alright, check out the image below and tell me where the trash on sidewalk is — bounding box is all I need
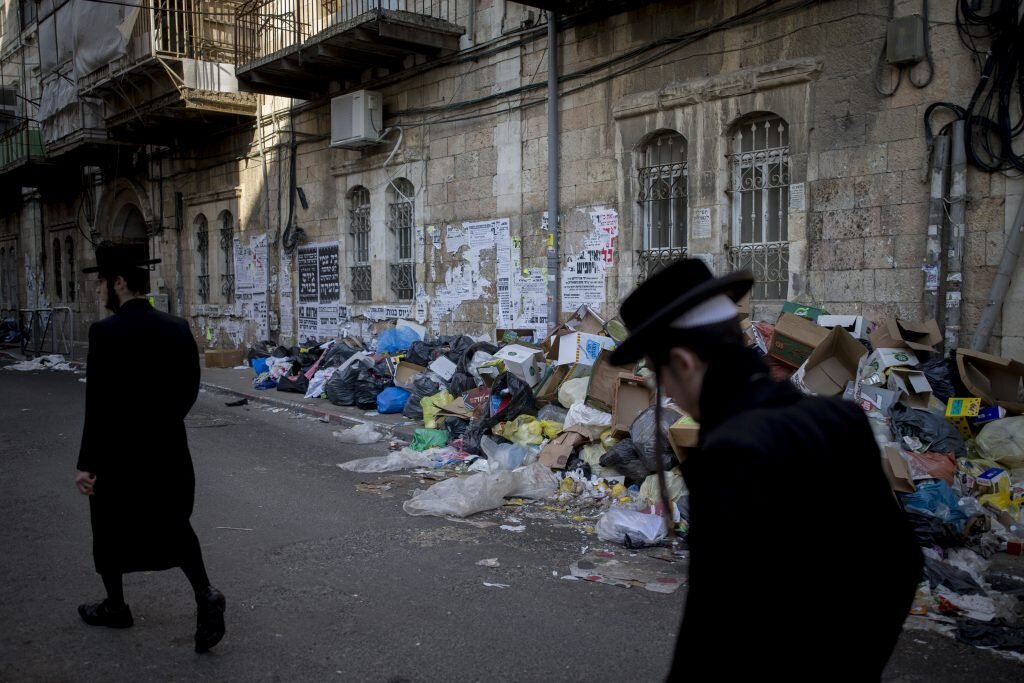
[402,462,558,518]
[3,354,75,372]
[476,558,500,567]
[567,549,686,594]
[333,422,385,444]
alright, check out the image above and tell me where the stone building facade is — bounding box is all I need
[1,0,1022,360]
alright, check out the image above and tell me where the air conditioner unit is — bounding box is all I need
[330,90,382,149]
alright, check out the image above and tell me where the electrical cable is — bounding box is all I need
[873,0,934,97]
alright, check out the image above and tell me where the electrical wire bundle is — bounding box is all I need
[925,0,1024,172]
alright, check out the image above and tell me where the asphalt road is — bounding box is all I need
[0,366,1021,682]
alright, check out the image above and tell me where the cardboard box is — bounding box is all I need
[393,360,428,389]
[428,355,457,381]
[791,326,867,397]
[782,301,828,321]
[437,396,474,420]
[859,385,900,417]
[817,314,867,339]
[668,415,700,462]
[870,318,942,353]
[977,467,1011,495]
[556,332,616,366]
[887,367,933,410]
[945,397,982,439]
[493,344,544,387]
[535,364,569,403]
[204,348,244,368]
[496,328,539,344]
[585,349,636,411]
[769,313,831,368]
[955,348,1024,414]
[538,426,590,469]
[546,306,608,359]
[861,348,919,379]
[611,373,654,436]
[881,446,915,494]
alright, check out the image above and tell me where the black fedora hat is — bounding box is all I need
[82,241,161,274]
[609,259,753,365]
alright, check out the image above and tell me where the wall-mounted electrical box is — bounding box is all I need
[330,90,382,149]
[887,14,927,65]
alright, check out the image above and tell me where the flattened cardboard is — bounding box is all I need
[538,426,591,469]
[792,326,867,397]
[612,373,654,436]
[428,356,457,381]
[882,446,915,493]
[817,314,867,339]
[556,332,616,366]
[585,349,636,411]
[955,348,1024,414]
[493,344,544,387]
[887,367,933,410]
[205,349,244,368]
[861,348,919,378]
[568,304,607,335]
[769,313,831,368]
[782,301,828,321]
[869,318,942,353]
[437,397,474,420]
[535,364,570,403]
[668,416,700,462]
[393,361,428,388]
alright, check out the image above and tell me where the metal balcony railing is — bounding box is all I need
[236,0,457,66]
[0,119,45,172]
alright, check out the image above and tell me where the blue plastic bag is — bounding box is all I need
[377,326,422,354]
[251,356,270,375]
[376,387,411,414]
[899,480,967,533]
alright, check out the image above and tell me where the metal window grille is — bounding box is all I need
[52,238,62,301]
[219,212,235,304]
[388,179,414,300]
[196,215,209,304]
[65,237,75,302]
[730,116,790,299]
[637,131,687,282]
[349,186,371,302]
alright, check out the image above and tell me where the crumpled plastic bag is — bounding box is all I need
[337,448,437,473]
[305,367,335,399]
[558,377,589,409]
[410,428,449,451]
[377,326,421,354]
[492,415,562,445]
[976,416,1024,469]
[402,462,558,517]
[890,402,966,459]
[630,406,679,474]
[900,480,968,532]
[333,422,384,444]
[376,386,411,414]
[564,403,612,432]
[538,404,569,423]
[421,390,454,429]
[640,469,688,506]
[482,436,529,471]
[403,372,444,420]
[599,438,649,482]
[905,451,957,486]
[595,507,667,546]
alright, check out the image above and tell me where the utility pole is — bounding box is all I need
[944,121,966,351]
[924,134,949,323]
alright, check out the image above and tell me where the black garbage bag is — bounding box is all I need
[325,363,362,406]
[272,345,291,358]
[487,372,536,426]
[918,354,963,404]
[403,372,443,421]
[923,556,986,595]
[354,362,394,410]
[462,419,488,456]
[445,335,476,363]
[629,406,678,474]
[903,511,963,548]
[446,417,470,442]
[956,618,1024,653]
[890,402,966,458]
[405,341,439,367]
[599,438,649,482]
[276,373,309,394]
[246,342,273,364]
[320,341,360,369]
[448,371,477,396]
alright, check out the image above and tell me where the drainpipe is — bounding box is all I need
[467,0,476,46]
[944,121,966,351]
[971,191,1024,352]
[923,135,948,324]
[546,11,560,329]
[174,191,185,317]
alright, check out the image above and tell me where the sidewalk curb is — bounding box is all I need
[200,381,419,441]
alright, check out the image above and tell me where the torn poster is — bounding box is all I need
[250,234,268,293]
[562,209,617,311]
[254,292,268,339]
[298,304,318,340]
[295,242,342,339]
[318,303,340,338]
[233,238,252,295]
[362,305,413,321]
[446,225,468,254]
[279,291,294,339]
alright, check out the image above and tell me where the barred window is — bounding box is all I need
[52,238,62,300]
[387,178,414,301]
[729,115,790,300]
[349,186,371,302]
[65,236,75,302]
[218,210,235,304]
[637,131,687,282]
[195,214,209,304]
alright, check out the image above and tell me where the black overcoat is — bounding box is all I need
[77,298,201,574]
[669,351,922,680]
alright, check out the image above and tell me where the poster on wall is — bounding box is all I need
[294,242,342,340]
[297,245,319,304]
[298,304,318,340]
[562,209,617,312]
[280,291,294,339]
[318,244,340,302]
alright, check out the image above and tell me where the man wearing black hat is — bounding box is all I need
[610,259,921,679]
[75,242,226,653]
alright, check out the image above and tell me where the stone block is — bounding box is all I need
[812,178,857,211]
[854,172,902,207]
[864,236,896,268]
[824,237,866,270]
[822,207,880,239]
[967,196,1007,232]
[428,157,454,182]
[447,134,466,156]
[874,268,921,302]
[1001,336,1024,361]
[880,202,927,236]
[814,114,867,151]
[985,230,1005,267]
[819,144,887,178]
[824,270,864,302]
[886,138,927,173]
[893,234,923,268]
[867,106,919,143]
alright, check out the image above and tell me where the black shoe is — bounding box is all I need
[78,599,134,629]
[194,587,226,653]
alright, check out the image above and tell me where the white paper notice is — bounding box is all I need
[318,303,340,338]
[789,182,806,212]
[562,209,618,311]
[446,225,469,254]
[298,304,318,340]
[279,291,294,338]
[694,208,712,239]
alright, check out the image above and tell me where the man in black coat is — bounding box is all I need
[75,242,226,653]
[609,260,922,679]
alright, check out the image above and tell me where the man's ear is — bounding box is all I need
[113,275,127,291]
[669,346,700,373]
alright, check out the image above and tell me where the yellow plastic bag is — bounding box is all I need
[979,488,1022,517]
[540,420,563,439]
[640,468,688,506]
[421,390,453,429]
[494,415,544,445]
[600,428,619,450]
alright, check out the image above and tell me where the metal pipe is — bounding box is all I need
[971,192,1024,352]
[944,121,967,351]
[467,0,475,46]
[174,191,185,317]
[923,134,949,322]
[546,12,560,329]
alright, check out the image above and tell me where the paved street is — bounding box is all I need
[1,367,1021,682]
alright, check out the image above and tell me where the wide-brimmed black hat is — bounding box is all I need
[82,242,161,274]
[609,259,753,365]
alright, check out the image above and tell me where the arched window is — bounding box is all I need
[195,214,209,304]
[387,178,415,301]
[53,238,63,301]
[728,114,790,300]
[349,186,372,302]
[218,210,235,304]
[65,236,76,302]
[637,131,687,281]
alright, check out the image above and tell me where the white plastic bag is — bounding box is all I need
[482,436,528,471]
[595,507,667,545]
[468,351,495,379]
[333,422,384,444]
[558,378,590,409]
[337,447,435,473]
[403,462,558,518]
[564,403,612,431]
[639,469,688,506]
[976,416,1024,469]
[305,367,335,399]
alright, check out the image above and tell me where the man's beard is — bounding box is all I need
[104,278,121,312]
